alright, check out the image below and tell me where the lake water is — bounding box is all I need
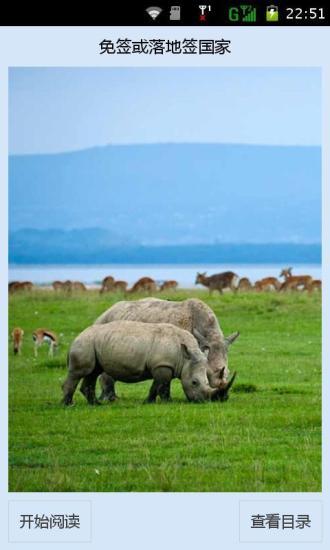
[9,264,322,288]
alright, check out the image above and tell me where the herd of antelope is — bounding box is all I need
[99,276,179,294]
[10,267,320,357]
[9,268,321,296]
[196,267,321,294]
[9,276,179,294]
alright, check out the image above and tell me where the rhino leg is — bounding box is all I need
[80,365,102,405]
[144,367,173,404]
[62,347,96,406]
[98,372,118,401]
[144,380,159,403]
[62,372,82,406]
[158,382,172,402]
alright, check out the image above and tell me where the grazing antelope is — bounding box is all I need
[33,328,58,357]
[129,277,157,293]
[195,272,239,294]
[52,280,86,292]
[12,327,24,355]
[9,281,33,293]
[113,280,128,292]
[312,279,322,292]
[62,280,73,293]
[72,281,87,291]
[238,277,252,292]
[254,277,281,292]
[279,267,313,292]
[9,281,19,292]
[53,280,72,292]
[160,280,178,291]
[100,275,115,294]
[52,280,64,291]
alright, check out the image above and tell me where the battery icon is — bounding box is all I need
[266,5,279,22]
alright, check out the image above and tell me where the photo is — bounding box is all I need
[8,67,321,492]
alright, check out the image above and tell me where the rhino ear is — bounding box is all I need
[219,366,226,379]
[181,343,191,361]
[225,331,240,348]
[181,344,201,364]
[193,329,210,352]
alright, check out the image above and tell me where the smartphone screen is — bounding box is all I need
[2,3,327,549]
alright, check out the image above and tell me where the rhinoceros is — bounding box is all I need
[93,298,239,401]
[62,321,236,406]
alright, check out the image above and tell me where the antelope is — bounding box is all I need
[100,275,115,294]
[129,277,157,293]
[71,281,87,291]
[113,280,128,292]
[195,272,239,294]
[279,267,313,292]
[52,280,73,292]
[33,328,58,357]
[9,281,19,292]
[12,327,24,355]
[160,280,178,291]
[53,280,86,292]
[312,279,322,292]
[254,277,281,292]
[238,277,252,292]
[52,280,64,291]
[62,280,73,293]
[9,281,33,293]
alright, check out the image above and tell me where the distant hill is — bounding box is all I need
[9,230,321,264]
[9,143,321,246]
[9,228,137,264]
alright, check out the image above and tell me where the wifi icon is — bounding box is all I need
[146,6,163,20]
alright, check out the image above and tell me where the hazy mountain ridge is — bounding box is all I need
[9,143,321,262]
[9,229,321,265]
[9,144,321,263]
[9,227,137,263]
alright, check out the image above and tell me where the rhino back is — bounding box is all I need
[94,298,225,355]
[94,300,139,324]
[92,321,190,381]
[95,298,193,330]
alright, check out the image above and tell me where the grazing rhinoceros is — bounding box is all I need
[93,298,239,401]
[62,321,236,406]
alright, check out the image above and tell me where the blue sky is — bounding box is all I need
[9,67,321,155]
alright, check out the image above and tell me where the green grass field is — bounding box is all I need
[9,290,321,492]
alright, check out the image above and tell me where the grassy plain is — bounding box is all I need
[9,289,321,492]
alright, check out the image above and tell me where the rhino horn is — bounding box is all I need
[211,371,237,401]
[225,371,237,391]
[225,331,240,348]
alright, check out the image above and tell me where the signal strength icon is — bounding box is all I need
[146,6,163,20]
